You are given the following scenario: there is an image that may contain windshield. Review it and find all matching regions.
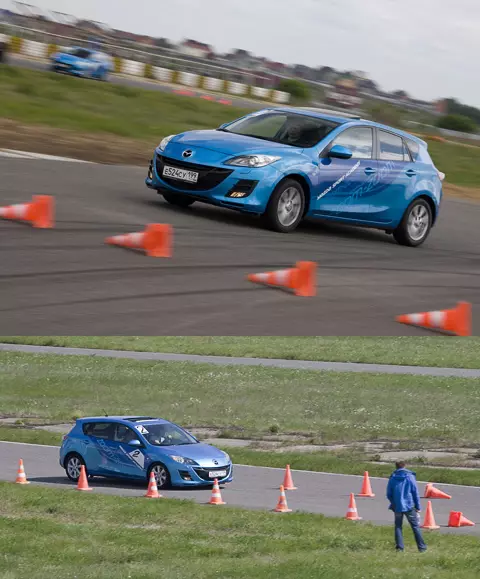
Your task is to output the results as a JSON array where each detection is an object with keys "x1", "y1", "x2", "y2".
[
  {"x1": 70, "y1": 48, "x2": 91, "y2": 59},
  {"x1": 222, "y1": 111, "x2": 339, "y2": 148},
  {"x1": 139, "y1": 423, "x2": 198, "y2": 446}
]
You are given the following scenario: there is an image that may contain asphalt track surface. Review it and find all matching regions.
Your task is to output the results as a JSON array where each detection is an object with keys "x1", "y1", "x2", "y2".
[
  {"x1": 2, "y1": 343, "x2": 480, "y2": 378},
  {"x1": 8, "y1": 55, "x2": 264, "y2": 110},
  {"x1": 1, "y1": 441, "x2": 479, "y2": 536},
  {"x1": 1, "y1": 155, "x2": 480, "y2": 335}
]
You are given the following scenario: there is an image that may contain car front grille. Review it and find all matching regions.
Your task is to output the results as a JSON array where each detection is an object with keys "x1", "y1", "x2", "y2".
[
  {"x1": 193, "y1": 464, "x2": 231, "y2": 482},
  {"x1": 155, "y1": 155, "x2": 233, "y2": 191}
]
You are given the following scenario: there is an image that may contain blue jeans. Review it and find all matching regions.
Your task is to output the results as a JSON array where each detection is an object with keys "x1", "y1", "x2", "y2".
[{"x1": 394, "y1": 510, "x2": 427, "y2": 552}]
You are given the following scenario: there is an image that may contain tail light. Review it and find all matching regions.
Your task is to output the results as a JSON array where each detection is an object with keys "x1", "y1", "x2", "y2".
[{"x1": 438, "y1": 171, "x2": 445, "y2": 181}]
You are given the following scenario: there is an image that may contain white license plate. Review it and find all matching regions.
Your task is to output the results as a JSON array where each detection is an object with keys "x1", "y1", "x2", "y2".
[
  {"x1": 209, "y1": 470, "x2": 227, "y2": 478},
  {"x1": 163, "y1": 165, "x2": 199, "y2": 183}
]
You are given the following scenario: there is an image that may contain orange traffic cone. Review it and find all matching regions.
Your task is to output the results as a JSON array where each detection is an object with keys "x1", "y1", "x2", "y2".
[
  {"x1": 273, "y1": 485, "x2": 292, "y2": 512},
  {"x1": 247, "y1": 261, "x2": 316, "y2": 297},
  {"x1": 105, "y1": 223, "x2": 172, "y2": 257},
  {"x1": 424, "y1": 483, "x2": 451, "y2": 500},
  {"x1": 145, "y1": 471, "x2": 161, "y2": 498},
  {"x1": 0, "y1": 195, "x2": 54, "y2": 228},
  {"x1": 396, "y1": 302, "x2": 471, "y2": 337},
  {"x1": 345, "y1": 493, "x2": 362, "y2": 521},
  {"x1": 421, "y1": 501, "x2": 440, "y2": 530},
  {"x1": 448, "y1": 511, "x2": 475, "y2": 527},
  {"x1": 76, "y1": 465, "x2": 92, "y2": 491},
  {"x1": 282, "y1": 465, "x2": 297, "y2": 490},
  {"x1": 208, "y1": 479, "x2": 226, "y2": 505},
  {"x1": 15, "y1": 459, "x2": 29, "y2": 484},
  {"x1": 357, "y1": 471, "x2": 375, "y2": 498}
]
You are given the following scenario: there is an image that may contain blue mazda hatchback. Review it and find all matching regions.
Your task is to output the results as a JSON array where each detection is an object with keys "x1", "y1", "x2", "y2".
[
  {"x1": 60, "y1": 416, "x2": 233, "y2": 488},
  {"x1": 146, "y1": 107, "x2": 444, "y2": 246}
]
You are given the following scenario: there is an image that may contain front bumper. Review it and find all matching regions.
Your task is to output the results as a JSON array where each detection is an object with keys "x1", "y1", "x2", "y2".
[
  {"x1": 169, "y1": 462, "x2": 234, "y2": 487},
  {"x1": 146, "y1": 151, "x2": 281, "y2": 214},
  {"x1": 51, "y1": 62, "x2": 87, "y2": 77}
]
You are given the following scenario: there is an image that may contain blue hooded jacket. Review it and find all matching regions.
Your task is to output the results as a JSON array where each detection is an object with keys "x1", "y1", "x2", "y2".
[{"x1": 386, "y1": 468, "x2": 421, "y2": 512}]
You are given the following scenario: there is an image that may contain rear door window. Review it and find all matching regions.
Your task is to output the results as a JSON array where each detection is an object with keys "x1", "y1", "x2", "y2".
[
  {"x1": 82, "y1": 422, "x2": 115, "y2": 439},
  {"x1": 405, "y1": 138, "x2": 420, "y2": 161},
  {"x1": 330, "y1": 127, "x2": 373, "y2": 159},
  {"x1": 378, "y1": 130, "x2": 405, "y2": 161}
]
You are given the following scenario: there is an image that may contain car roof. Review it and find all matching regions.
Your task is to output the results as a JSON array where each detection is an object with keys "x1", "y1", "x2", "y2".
[
  {"x1": 266, "y1": 107, "x2": 426, "y2": 147},
  {"x1": 77, "y1": 416, "x2": 170, "y2": 425}
]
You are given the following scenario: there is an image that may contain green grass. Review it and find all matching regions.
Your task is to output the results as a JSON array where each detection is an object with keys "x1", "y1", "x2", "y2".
[
  {"x1": 2, "y1": 336, "x2": 480, "y2": 368},
  {"x1": 1, "y1": 483, "x2": 480, "y2": 579},
  {"x1": 2, "y1": 426, "x2": 478, "y2": 486},
  {"x1": 427, "y1": 140, "x2": 480, "y2": 188},
  {"x1": 0, "y1": 65, "x2": 249, "y2": 141},
  {"x1": 2, "y1": 352, "x2": 480, "y2": 446}
]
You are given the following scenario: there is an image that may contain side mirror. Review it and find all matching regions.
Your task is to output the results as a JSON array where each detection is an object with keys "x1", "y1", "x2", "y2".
[
  {"x1": 218, "y1": 123, "x2": 228, "y2": 130},
  {"x1": 328, "y1": 144, "x2": 353, "y2": 159},
  {"x1": 128, "y1": 439, "x2": 142, "y2": 447}
]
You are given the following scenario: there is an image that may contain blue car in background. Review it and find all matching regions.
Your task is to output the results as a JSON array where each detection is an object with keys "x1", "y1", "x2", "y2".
[
  {"x1": 146, "y1": 107, "x2": 445, "y2": 246},
  {"x1": 60, "y1": 416, "x2": 233, "y2": 488},
  {"x1": 50, "y1": 46, "x2": 113, "y2": 81}
]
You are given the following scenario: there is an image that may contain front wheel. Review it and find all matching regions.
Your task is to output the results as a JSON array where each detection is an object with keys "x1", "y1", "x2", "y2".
[
  {"x1": 393, "y1": 199, "x2": 432, "y2": 247},
  {"x1": 148, "y1": 463, "x2": 171, "y2": 489},
  {"x1": 162, "y1": 191, "x2": 195, "y2": 208},
  {"x1": 262, "y1": 179, "x2": 305, "y2": 233}
]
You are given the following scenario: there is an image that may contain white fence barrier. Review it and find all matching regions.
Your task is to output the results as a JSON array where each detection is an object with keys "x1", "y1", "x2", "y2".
[
  {"x1": 251, "y1": 86, "x2": 271, "y2": 99},
  {"x1": 272, "y1": 90, "x2": 290, "y2": 104},
  {"x1": 121, "y1": 59, "x2": 145, "y2": 76},
  {"x1": 179, "y1": 71, "x2": 199, "y2": 87},
  {"x1": 153, "y1": 67, "x2": 173, "y2": 83},
  {"x1": 203, "y1": 77, "x2": 223, "y2": 91},
  {"x1": 22, "y1": 39, "x2": 47, "y2": 58},
  {"x1": 228, "y1": 81, "x2": 247, "y2": 96}
]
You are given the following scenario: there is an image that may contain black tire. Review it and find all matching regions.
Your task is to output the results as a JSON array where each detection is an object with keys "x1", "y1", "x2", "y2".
[
  {"x1": 64, "y1": 452, "x2": 87, "y2": 482},
  {"x1": 262, "y1": 178, "x2": 305, "y2": 233},
  {"x1": 162, "y1": 191, "x2": 195, "y2": 208},
  {"x1": 393, "y1": 198, "x2": 433, "y2": 247},
  {"x1": 147, "y1": 462, "x2": 171, "y2": 490}
]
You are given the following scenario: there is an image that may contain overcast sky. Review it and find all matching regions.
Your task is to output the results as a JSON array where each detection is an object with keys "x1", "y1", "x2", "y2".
[{"x1": 2, "y1": 0, "x2": 479, "y2": 106}]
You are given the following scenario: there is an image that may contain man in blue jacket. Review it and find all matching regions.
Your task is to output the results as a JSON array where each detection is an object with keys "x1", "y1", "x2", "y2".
[{"x1": 386, "y1": 461, "x2": 427, "y2": 552}]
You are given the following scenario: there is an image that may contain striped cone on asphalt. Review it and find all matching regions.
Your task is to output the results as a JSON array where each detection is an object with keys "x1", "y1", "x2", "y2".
[
  {"x1": 105, "y1": 223, "x2": 172, "y2": 257},
  {"x1": 357, "y1": 471, "x2": 375, "y2": 497},
  {"x1": 76, "y1": 465, "x2": 93, "y2": 491},
  {"x1": 345, "y1": 493, "x2": 362, "y2": 520},
  {"x1": 247, "y1": 261, "x2": 317, "y2": 297},
  {"x1": 448, "y1": 511, "x2": 475, "y2": 527},
  {"x1": 0, "y1": 195, "x2": 54, "y2": 228},
  {"x1": 145, "y1": 471, "x2": 161, "y2": 498},
  {"x1": 208, "y1": 479, "x2": 226, "y2": 505},
  {"x1": 15, "y1": 459, "x2": 29, "y2": 484},
  {"x1": 273, "y1": 485, "x2": 292, "y2": 513},
  {"x1": 396, "y1": 302, "x2": 471, "y2": 337}
]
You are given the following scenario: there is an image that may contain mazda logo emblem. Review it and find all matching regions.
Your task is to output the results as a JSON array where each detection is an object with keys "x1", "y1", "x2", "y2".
[
  {"x1": 213, "y1": 460, "x2": 218, "y2": 465},
  {"x1": 182, "y1": 150, "x2": 193, "y2": 158}
]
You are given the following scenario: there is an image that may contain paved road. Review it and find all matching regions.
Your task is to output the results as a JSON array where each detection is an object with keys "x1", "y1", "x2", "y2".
[
  {"x1": 8, "y1": 55, "x2": 264, "y2": 110},
  {"x1": 1, "y1": 157, "x2": 479, "y2": 334},
  {"x1": 2, "y1": 343, "x2": 480, "y2": 378},
  {"x1": 1, "y1": 441, "x2": 478, "y2": 535}
]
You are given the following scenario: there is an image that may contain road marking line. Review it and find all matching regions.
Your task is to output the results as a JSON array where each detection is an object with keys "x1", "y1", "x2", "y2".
[{"x1": 0, "y1": 149, "x2": 92, "y2": 163}]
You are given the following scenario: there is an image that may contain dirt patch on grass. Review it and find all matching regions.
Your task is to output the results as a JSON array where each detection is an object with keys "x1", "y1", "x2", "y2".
[
  {"x1": 0, "y1": 118, "x2": 154, "y2": 165},
  {"x1": 2, "y1": 118, "x2": 480, "y2": 201}
]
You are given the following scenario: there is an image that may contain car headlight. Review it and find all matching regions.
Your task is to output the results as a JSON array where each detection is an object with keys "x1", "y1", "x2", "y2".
[
  {"x1": 158, "y1": 135, "x2": 175, "y2": 152},
  {"x1": 221, "y1": 451, "x2": 231, "y2": 462},
  {"x1": 170, "y1": 455, "x2": 198, "y2": 465},
  {"x1": 225, "y1": 155, "x2": 280, "y2": 168}
]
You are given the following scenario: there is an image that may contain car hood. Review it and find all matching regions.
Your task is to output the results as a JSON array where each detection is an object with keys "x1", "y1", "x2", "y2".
[
  {"x1": 152, "y1": 442, "x2": 229, "y2": 462},
  {"x1": 53, "y1": 53, "x2": 83, "y2": 65},
  {"x1": 172, "y1": 129, "x2": 297, "y2": 156}
]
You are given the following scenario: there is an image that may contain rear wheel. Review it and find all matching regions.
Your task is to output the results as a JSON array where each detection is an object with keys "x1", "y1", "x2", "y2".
[
  {"x1": 65, "y1": 453, "x2": 86, "y2": 482},
  {"x1": 263, "y1": 179, "x2": 305, "y2": 233},
  {"x1": 393, "y1": 198, "x2": 432, "y2": 247},
  {"x1": 147, "y1": 462, "x2": 171, "y2": 489},
  {"x1": 162, "y1": 191, "x2": 195, "y2": 208}
]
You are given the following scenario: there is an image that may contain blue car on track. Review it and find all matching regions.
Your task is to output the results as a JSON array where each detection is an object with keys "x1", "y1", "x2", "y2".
[
  {"x1": 146, "y1": 107, "x2": 445, "y2": 246},
  {"x1": 50, "y1": 46, "x2": 113, "y2": 81},
  {"x1": 60, "y1": 416, "x2": 233, "y2": 488}
]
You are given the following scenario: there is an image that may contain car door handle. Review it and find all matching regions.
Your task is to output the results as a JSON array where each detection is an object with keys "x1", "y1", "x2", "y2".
[
  {"x1": 364, "y1": 168, "x2": 376, "y2": 175},
  {"x1": 405, "y1": 169, "x2": 417, "y2": 177}
]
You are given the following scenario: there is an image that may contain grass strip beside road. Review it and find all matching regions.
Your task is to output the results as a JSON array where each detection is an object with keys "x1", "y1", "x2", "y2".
[
  {"x1": 1, "y1": 483, "x2": 480, "y2": 579},
  {"x1": 1, "y1": 427, "x2": 479, "y2": 487},
  {"x1": 2, "y1": 351, "x2": 480, "y2": 446},
  {"x1": 2, "y1": 336, "x2": 480, "y2": 369}
]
